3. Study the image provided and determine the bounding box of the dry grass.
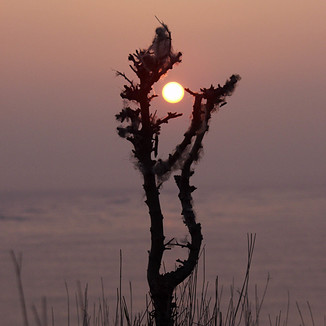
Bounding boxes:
[10,234,320,326]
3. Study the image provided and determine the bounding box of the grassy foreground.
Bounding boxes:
[10,234,317,326]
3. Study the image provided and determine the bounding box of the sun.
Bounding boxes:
[162,82,184,103]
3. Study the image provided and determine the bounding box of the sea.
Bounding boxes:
[1,185,325,325]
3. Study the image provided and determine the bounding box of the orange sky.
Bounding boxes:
[1,0,326,191]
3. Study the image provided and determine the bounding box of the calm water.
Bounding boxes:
[1,185,325,325]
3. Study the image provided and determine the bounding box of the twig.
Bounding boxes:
[10,250,29,326]
[232,233,256,325]
[184,88,199,97]
[307,301,315,326]
[114,70,134,86]
[283,291,290,326]
[156,112,183,126]
[65,282,70,326]
[296,301,306,326]
[120,250,123,326]
[255,273,270,323]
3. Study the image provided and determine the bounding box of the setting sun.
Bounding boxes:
[162,82,184,103]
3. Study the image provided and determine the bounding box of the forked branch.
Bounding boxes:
[116,22,240,326]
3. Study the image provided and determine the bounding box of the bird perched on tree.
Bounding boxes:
[138,24,172,73]
[149,26,171,62]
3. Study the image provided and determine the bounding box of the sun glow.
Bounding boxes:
[162,82,185,103]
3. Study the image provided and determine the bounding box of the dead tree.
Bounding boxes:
[115,21,240,326]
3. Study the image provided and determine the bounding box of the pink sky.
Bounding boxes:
[1,0,325,191]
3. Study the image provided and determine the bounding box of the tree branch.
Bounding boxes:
[153,94,203,179]
[156,112,183,126]
[154,75,241,180]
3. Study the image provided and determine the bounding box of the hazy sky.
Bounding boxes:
[1,0,325,191]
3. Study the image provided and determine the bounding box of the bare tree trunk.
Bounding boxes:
[115,21,240,325]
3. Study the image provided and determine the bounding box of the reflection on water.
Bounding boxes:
[1,186,325,325]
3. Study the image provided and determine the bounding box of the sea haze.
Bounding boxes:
[1,185,325,325]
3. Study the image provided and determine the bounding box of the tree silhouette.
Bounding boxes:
[116,20,240,326]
